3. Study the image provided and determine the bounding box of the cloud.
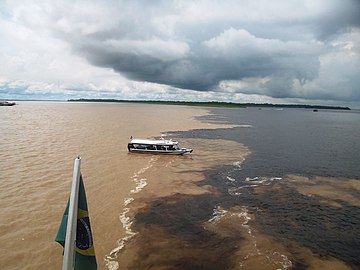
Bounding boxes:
[202,28,322,91]
[1,0,360,104]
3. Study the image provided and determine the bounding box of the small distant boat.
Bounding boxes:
[128,137,193,155]
[313,109,318,112]
[0,101,16,106]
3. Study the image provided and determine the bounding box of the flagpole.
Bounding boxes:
[62,157,81,270]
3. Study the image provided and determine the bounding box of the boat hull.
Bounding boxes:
[128,148,193,155]
[127,138,193,155]
[0,101,16,106]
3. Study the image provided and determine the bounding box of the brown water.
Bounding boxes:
[0,102,244,269]
[1,102,358,270]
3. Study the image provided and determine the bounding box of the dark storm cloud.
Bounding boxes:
[78,28,322,96]
[312,0,360,40]
[54,0,360,101]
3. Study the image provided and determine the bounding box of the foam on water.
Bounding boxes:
[245,176,282,185]
[226,176,236,182]
[105,157,158,270]
[208,205,228,223]
[232,160,243,169]
[228,176,283,195]
[123,197,134,206]
[208,205,292,269]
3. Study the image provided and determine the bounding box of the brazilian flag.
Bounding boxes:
[55,175,97,270]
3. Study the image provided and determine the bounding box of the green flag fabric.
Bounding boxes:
[55,175,97,270]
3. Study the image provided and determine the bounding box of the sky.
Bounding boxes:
[0,0,359,107]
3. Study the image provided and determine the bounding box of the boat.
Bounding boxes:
[0,101,16,106]
[128,137,193,155]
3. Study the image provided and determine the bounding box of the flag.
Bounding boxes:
[56,175,97,270]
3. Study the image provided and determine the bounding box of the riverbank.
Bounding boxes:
[68,98,351,110]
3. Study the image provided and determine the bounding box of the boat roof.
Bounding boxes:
[130,138,178,145]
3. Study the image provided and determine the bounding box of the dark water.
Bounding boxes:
[133,108,360,269]
[193,107,360,179]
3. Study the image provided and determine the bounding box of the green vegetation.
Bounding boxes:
[68,99,351,110]
[134,100,246,108]
[68,99,246,108]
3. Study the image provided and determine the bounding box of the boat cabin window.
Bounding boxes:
[147,145,156,150]
[133,144,147,149]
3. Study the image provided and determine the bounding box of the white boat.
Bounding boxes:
[0,101,16,106]
[127,137,193,155]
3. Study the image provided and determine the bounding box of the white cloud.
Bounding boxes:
[0,0,359,106]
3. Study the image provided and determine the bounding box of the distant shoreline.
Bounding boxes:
[67,98,351,110]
